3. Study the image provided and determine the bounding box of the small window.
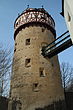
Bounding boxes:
[15,43,17,46]
[42,27,45,32]
[68,12,71,22]
[33,83,39,92]
[26,38,30,45]
[14,48,16,52]
[16,22,18,27]
[25,58,31,67]
[39,68,45,77]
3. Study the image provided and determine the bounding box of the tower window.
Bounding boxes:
[14,48,16,52]
[39,68,45,77]
[25,58,31,67]
[67,12,71,22]
[33,83,39,92]
[16,22,18,27]
[15,43,17,46]
[26,38,30,45]
[42,28,45,32]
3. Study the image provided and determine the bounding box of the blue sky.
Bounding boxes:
[0,0,73,66]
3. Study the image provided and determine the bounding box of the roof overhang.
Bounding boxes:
[60,0,64,17]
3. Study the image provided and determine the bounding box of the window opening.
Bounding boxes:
[25,58,31,67]
[26,38,30,45]
[42,28,45,32]
[34,83,38,87]
[33,83,39,92]
[39,68,45,77]
[14,48,16,52]
[15,43,17,46]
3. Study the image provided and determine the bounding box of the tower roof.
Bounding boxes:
[14,8,56,39]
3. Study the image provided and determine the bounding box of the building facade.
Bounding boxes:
[63,0,73,43]
[8,8,66,110]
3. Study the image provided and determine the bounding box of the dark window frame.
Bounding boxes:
[26,38,30,45]
[25,58,31,67]
[39,68,45,77]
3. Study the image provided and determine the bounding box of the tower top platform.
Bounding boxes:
[14,8,56,39]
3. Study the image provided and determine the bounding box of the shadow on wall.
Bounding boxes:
[0,93,73,110]
[65,92,73,110]
[0,96,8,110]
[35,100,66,110]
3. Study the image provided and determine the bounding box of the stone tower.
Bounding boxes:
[8,8,66,110]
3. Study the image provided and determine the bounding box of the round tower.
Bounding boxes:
[9,8,66,110]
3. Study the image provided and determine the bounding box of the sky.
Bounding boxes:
[0,0,73,66]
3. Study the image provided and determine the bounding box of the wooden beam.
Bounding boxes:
[46,39,72,58]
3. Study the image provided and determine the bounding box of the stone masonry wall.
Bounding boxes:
[9,25,65,110]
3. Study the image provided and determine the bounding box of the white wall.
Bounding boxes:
[64,0,73,43]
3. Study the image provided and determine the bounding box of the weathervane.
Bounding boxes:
[27,5,29,9]
[18,13,20,16]
[42,5,44,8]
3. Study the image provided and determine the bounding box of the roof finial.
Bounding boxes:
[42,5,44,8]
[18,13,20,16]
[27,5,29,9]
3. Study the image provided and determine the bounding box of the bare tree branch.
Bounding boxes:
[0,47,13,97]
[60,62,73,92]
